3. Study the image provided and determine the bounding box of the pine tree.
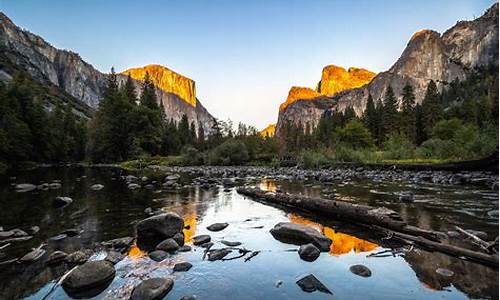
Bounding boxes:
[362,94,378,141]
[415,103,425,145]
[381,86,398,139]
[123,74,137,105]
[197,122,205,150]
[400,83,416,143]
[139,72,158,110]
[421,80,441,140]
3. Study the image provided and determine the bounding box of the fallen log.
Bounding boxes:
[237,187,443,241]
[237,187,498,268]
[455,225,494,253]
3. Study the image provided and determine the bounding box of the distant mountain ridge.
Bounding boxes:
[0,12,216,133]
[276,3,499,137]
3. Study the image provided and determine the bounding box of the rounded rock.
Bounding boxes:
[298,243,320,262]
[130,278,174,300]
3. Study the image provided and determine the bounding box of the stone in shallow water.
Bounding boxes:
[173,232,185,246]
[46,250,67,265]
[208,249,232,261]
[15,183,37,192]
[178,245,192,252]
[180,295,196,300]
[90,184,104,191]
[296,274,332,294]
[220,240,242,247]
[62,260,115,298]
[65,250,90,266]
[130,277,174,300]
[156,238,179,253]
[192,235,211,246]
[349,264,372,277]
[20,248,46,263]
[105,250,124,265]
[149,250,169,262]
[436,268,454,277]
[270,222,332,251]
[136,212,184,247]
[207,222,229,232]
[298,243,320,262]
[173,262,193,272]
[53,196,73,208]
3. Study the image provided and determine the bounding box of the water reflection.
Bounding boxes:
[288,214,379,256]
[259,179,276,192]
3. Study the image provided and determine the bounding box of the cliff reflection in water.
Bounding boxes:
[288,214,379,256]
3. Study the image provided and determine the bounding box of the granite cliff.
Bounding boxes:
[276,3,498,137]
[0,12,216,133]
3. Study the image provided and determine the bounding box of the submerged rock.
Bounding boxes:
[298,243,320,262]
[192,235,211,246]
[207,223,229,232]
[208,249,232,261]
[102,236,134,252]
[173,262,193,272]
[105,250,124,265]
[349,264,372,277]
[62,260,115,298]
[270,222,332,251]
[220,240,242,247]
[130,278,174,300]
[20,248,46,263]
[436,268,454,277]
[173,232,185,247]
[136,212,184,247]
[178,245,192,252]
[296,274,332,294]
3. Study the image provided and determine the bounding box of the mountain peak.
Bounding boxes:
[318,64,376,96]
[259,124,276,137]
[279,86,322,111]
[122,64,197,107]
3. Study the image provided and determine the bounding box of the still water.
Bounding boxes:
[0,166,498,299]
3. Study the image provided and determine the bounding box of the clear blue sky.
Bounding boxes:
[0,0,496,129]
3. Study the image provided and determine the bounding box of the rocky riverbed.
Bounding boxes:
[0,166,498,299]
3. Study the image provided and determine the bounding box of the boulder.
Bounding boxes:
[65,250,90,266]
[173,232,185,247]
[296,274,332,294]
[130,278,174,300]
[53,196,73,208]
[207,223,229,232]
[349,264,372,277]
[298,244,320,262]
[46,250,68,265]
[156,238,179,253]
[149,250,169,262]
[173,262,192,272]
[192,235,211,246]
[62,260,115,298]
[136,213,184,246]
[270,223,332,251]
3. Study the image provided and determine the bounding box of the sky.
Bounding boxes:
[0,0,496,129]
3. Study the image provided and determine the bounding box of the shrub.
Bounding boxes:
[298,150,330,169]
[181,145,204,165]
[382,133,415,160]
[334,119,374,149]
[208,140,249,165]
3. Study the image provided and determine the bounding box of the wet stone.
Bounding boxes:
[173,232,185,247]
[130,278,174,300]
[46,250,67,265]
[200,242,214,249]
[136,212,184,247]
[15,183,37,192]
[270,222,332,251]
[192,235,211,246]
[156,238,179,253]
[90,184,104,191]
[102,236,134,252]
[207,222,229,232]
[349,264,372,277]
[62,260,115,298]
[173,262,193,272]
[296,274,332,294]
[53,196,73,208]
[105,250,124,265]
[298,243,320,262]
[220,240,242,247]
[65,250,90,266]
[436,268,454,277]
[178,245,192,252]
[207,249,231,261]
[149,250,169,262]
[20,248,46,263]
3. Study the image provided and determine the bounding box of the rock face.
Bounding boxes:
[259,123,276,138]
[0,13,216,133]
[317,65,376,96]
[276,3,498,137]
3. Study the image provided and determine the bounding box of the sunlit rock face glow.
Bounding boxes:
[279,87,322,111]
[122,64,197,107]
[317,65,376,97]
[259,124,276,138]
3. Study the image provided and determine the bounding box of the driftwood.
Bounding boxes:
[237,187,498,268]
[455,225,495,253]
[237,187,443,241]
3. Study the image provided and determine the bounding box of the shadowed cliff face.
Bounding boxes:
[276,3,499,138]
[122,64,197,107]
[317,65,376,96]
[0,12,216,133]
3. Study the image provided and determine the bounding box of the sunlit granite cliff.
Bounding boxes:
[276,3,498,138]
[317,65,376,96]
[259,123,276,137]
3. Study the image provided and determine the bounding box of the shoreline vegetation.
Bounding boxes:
[0,65,497,175]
